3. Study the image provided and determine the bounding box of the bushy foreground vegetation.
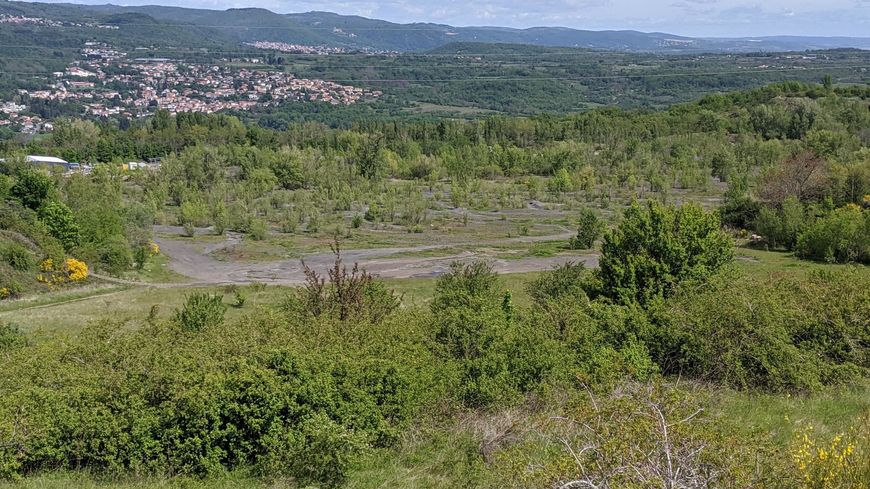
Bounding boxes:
[0,201,867,487]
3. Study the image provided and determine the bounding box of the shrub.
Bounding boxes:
[289,244,399,324]
[173,293,226,332]
[431,262,558,406]
[0,323,26,351]
[658,270,869,391]
[596,201,733,306]
[527,261,589,306]
[270,156,304,190]
[248,218,268,241]
[547,168,575,193]
[718,196,761,229]
[796,205,869,263]
[99,236,133,274]
[791,422,869,488]
[64,258,88,282]
[1,242,34,271]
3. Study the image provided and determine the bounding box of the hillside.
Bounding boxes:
[2,1,869,53]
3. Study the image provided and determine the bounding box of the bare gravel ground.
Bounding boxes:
[152,225,598,285]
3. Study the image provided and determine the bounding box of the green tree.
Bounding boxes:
[38,200,80,251]
[570,207,603,249]
[596,201,733,306]
[10,169,54,210]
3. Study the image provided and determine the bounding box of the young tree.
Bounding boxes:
[570,207,603,249]
[38,200,81,251]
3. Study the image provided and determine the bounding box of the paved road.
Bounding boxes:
[152,226,599,286]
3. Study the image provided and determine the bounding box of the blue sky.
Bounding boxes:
[50,0,870,37]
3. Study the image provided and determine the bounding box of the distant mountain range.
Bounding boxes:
[2,1,870,53]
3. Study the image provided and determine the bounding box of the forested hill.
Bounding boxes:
[2,1,870,53]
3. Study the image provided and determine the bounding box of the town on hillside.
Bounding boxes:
[0,41,382,133]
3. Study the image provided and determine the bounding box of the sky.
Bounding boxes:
[47,0,870,37]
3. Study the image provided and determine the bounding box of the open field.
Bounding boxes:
[1,245,854,335]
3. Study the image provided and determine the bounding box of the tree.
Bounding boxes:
[271,155,304,189]
[10,169,54,210]
[38,200,80,251]
[570,207,603,249]
[758,151,827,205]
[595,201,733,306]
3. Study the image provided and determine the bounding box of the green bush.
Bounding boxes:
[248,218,268,241]
[1,242,34,271]
[10,169,54,210]
[657,270,868,391]
[173,293,226,332]
[527,261,589,305]
[0,309,431,484]
[796,205,869,263]
[596,201,733,306]
[0,324,26,351]
[98,235,133,274]
[432,262,558,406]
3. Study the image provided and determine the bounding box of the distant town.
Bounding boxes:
[0,40,382,133]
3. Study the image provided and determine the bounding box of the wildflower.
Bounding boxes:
[64,258,89,282]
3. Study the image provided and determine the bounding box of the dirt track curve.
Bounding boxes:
[152,226,599,286]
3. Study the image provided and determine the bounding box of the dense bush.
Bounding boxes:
[595,201,733,306]
[658,270,869,391]
[795,205,869,263]
[1,241,34,271]
[431,262,557,406]
[173,293,227,332]
[37,200,80,251]
[9,169,54,210]
[0,302,434,483]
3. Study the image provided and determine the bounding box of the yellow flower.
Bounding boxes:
[149,242,160,256]
[64,258,89,282]
[40,258,54,272]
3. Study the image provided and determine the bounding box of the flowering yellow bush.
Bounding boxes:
[0,287,9,299]
[64,258,88,282]
[36,257,88,287]
[149,243,160,256]
[792,424,864,488]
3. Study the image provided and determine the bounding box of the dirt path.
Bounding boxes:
[152,226,599,286]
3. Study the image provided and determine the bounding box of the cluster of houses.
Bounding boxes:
[12,43,382,121]
[245,41,348,55]
[0,14,118,29]
[0,103,50,133]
